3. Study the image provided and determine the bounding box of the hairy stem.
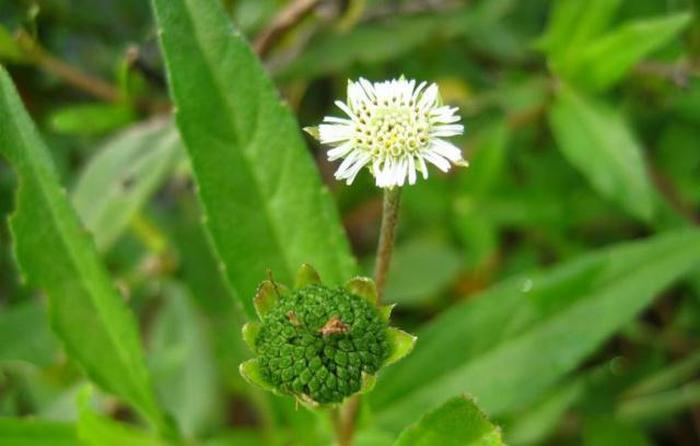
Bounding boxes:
[335,187,402,446]
[373,187,402,301]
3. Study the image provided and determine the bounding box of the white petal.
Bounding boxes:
[418,84,438,109]
[430,139,463,162]
[319,124,353,144]
[327,141,354,161]
[431,124,464,137]
[335,100,356,119]
[423,151,450,172]
[407,156,417,185]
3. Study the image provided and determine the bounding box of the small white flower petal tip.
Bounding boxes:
[309,77,467,188]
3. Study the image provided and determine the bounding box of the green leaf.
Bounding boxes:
[48,103,135,136]
[0,301,58,367]
[148,282,218,438]
[77,387,166,446]
[370,230,700,432]
[72,119,182,251]
[0,66,168,434]
[505,376,585,445]
[537,0,623,70]
[384,239,462,307]
[151,0,356,318]
[572,13,692,91]
[0,419,78,446]
[583,417,650,446]
[395,396,504,446]
[548,85,655,222]
[625,350,700,398]
[0,25,26,63]
[277,0,515,81]
[618,380,700,424]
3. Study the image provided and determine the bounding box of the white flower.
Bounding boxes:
[309,77,466,188]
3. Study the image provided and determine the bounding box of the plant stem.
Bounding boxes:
[373,187,402,301]
[334,187,403,446]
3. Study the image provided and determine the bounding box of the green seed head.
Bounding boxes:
[257,284,388,404]
[240,264,416,408]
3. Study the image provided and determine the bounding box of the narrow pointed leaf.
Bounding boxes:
[385,328,417,366]
[549,85,655,222]
[72,119,182,252]
[151,0,356,318]
[346,277,379,306]
[371,230,700,432]
[0,67,167,433]
[0,419,78,446]
[295,264,321,289]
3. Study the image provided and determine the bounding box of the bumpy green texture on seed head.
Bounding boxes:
[240,264,416,407]
[256,284,388,404]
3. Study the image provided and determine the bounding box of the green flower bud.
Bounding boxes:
[239,264,416,408]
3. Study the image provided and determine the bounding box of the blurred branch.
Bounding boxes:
[634,60,700,88]
[15,30,121,103]
[253,0,323,58]
[649,167,700,225]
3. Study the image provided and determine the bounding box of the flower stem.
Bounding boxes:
[334,187,403,446]
[373,187,402,301]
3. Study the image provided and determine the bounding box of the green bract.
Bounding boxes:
[240,264,416,407]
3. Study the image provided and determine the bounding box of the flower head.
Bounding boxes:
[239,265,416,408]
[307,77,466,188]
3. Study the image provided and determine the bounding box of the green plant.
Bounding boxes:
[1,0,699,445]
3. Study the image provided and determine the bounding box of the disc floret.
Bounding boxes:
[239,265,415,407]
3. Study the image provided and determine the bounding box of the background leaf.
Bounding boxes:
[548,85,656,222]
[0,418,78,446]
[0,301,58,367]
[151,0,357,317]
[571,13,691,91]
[0,67,168,434]
[72,119,182,252]
[395,396,504,446]
[370,230,700,431]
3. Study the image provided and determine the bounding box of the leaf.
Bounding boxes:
[0,301,58,367]
[0,25,26,63]
[277,0,515,80]
[536,0,623,71]
[148,282,219,438]
[369,230,700,432]
[49,103,135,136]
[625,350,700,397]
[151,0,356,318]
[618,380,700,423]
[395,396,504,446]
[572,13,691,91]
[583,417,651,446]
[77,387,166,446]
[0,67,168,434]
[72,119,182,252]
[548,85,655,222]
[0,419,78,446]
[505,377,585,445]
[384,239,462,307]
